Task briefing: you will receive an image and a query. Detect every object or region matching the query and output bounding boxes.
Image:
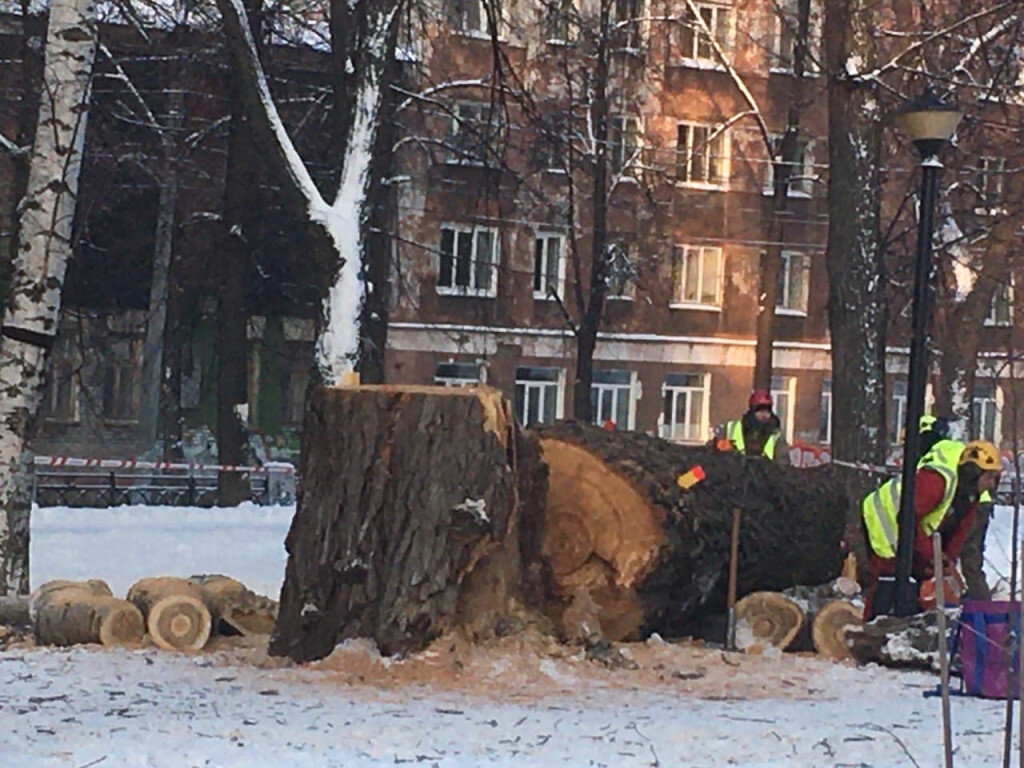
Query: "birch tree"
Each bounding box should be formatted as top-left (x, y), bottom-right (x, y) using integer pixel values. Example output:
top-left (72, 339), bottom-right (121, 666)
top-left (0, 0), bottom-right (98, 594)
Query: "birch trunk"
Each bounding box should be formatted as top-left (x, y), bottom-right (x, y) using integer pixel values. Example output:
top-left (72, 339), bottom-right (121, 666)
top-left (0, 0), bottom-right (97, 595)
top-left (823, 0), bottom-right (888, 465)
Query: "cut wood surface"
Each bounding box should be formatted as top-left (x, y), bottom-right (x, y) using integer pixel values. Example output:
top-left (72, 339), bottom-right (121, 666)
top-left (34, 595), bottom-right (144, 647)
top-left (812, 600), bottom-right (863, 660)
top-left (189, 574), bottom-right (277, 635)
top-left (128, 577), bottom-right (213, 652)
top-left (846, 612), bottom-right (939, 669)
top-left (271, 385), bottom-right (547, 662)
top-left (734, 591), bottom-right (805, 652)
top-left (534, 422), bottom-right (848, 641)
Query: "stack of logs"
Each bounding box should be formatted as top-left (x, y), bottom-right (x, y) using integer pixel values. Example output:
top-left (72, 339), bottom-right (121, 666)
top-left (5, 575), bottom-right (277, 651)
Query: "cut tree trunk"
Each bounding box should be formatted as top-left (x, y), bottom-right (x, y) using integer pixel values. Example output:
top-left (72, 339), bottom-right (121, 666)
top-left (127, 577), bottom-right (214, 652)
top-left (270, 385), bottom-right (547, 662)
top-left (31, 580), bottom-right (143, 647)
top-left (0, 595), bottom-right (29, 626)
top-left (846, 612), bottom-right (940, 669)
top-left (534, 422), bottom-right (848, 642)
top-left (189, 574), bottom-right (277, 636)
top-left (812, 599), bottom-right (863, 660)
top-left (734, 592), bottom-right (805, 652)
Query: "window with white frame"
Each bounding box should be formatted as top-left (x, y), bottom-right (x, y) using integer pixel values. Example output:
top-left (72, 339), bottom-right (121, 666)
top-left (672, 245), bottom-right (722, 307)
top-left (610, 115), bottom-right (641, 177)
top-left (764, 135), bottom-right (814, 196)
top-left (533, 233), bottom-right (565, 299)
top-left (515, 367), bottom-right (562, 425)
top-left (591, 370), bottom-right (633, 430)
top-left (971, 379), bottom-right (1001, 444)
top-left (661, 372), bottom-right (709, 442)
top-left (676, 2), bottom-right (730, 63)
top-left (976, 156), bottom-right (1006, 209)
top-left (888, 379), bottom-right (907, 445)
top-left (446, 101), bottom-right (505, 165)
top-left (434, 361), bottom-right (483, 387)
top-left (437, 225), bottom-right (499, 296)
top-left (606, 242), bottom-right (637, 300)
top-left (770, 0), bottom-right (820, 73)
top-left (986, 278), bottom-right (1013, 326)
top-left (611, 0), bottom-right (645, 49)
top-left (676, 123), bottom-right (728, 186)
top-left (819, 379), bottom-right (832, 444)
top-left (771, 374), bottom-right (796, 440)
top-left (449, 0), bottom-right (500, 35)
top-left (776, 251), bottom-right (809, 313)
top-left (543, 0), bottom-right (577, 42)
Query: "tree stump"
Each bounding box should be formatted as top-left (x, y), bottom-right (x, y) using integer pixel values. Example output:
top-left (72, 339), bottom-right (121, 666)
top-left (534, 422), bottom-right (848, 640)
top-left (32, 580), bottom-right (143, 647)
top-left (270, 385), bottom-right (547, 662)
top-left (127, 577), bottom-right (214, 652)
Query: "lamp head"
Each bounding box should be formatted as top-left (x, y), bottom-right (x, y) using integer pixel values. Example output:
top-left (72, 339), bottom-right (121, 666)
top-left (895, 88), bottom-right (962, 160)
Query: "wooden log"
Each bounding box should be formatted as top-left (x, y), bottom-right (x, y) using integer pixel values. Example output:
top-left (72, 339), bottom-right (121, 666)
top-left (34, 595), bottom-right (145, 647)
top-left (0, 596), bottom-right (30, 627)
top-left (733, 591), bottom-right (805, 652)
top-left (189, 574), bottom-right (277, 636)
top-left (270, 385), bottom-right (547, 662)
top-left (812, 600), bottom-right (863, 660)
top-left (845, 612), bottom-right (940, 669)
top-left (534, 422), bottom-right (848, 641)
top-left (127, 577), bottom-right (213, 652)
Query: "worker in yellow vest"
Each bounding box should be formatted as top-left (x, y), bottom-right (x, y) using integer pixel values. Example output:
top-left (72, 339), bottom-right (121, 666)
top-left (715, 389), bottom-right (789, 465)
top-left (862, 439), bottom-right (1001, 619)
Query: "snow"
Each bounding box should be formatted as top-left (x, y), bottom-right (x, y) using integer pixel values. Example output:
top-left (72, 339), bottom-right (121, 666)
top-left (5, 502), bottom-right (1024, 766)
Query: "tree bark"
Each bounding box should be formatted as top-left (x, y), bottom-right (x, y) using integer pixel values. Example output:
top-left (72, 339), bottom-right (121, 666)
top-left (0, 0), bottom-right (97, 595)
top-left (824, 0), bottom-right (888, 465)
top-left (34, 595), bottom-right (144, 647)
top-left (270, 385), bottom-right (548, 661)
top-left (535, 422), bottom-right (848, 641)
top-left (846, 611), bottom-right (940, 669)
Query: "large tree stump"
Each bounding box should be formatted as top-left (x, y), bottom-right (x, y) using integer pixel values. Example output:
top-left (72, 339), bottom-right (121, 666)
top-left (32, 580), bottom-right (144, 647)
top-left (270, 385), bottom-right (547, 662)
top-left (127, 577), bottom-right (214, 652)
top-left (535, 422), bottom-right (847, 641)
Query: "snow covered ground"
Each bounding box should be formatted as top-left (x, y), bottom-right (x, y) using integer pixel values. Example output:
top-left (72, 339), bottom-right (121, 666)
top-left (3, 502), bottom-right (1024, 767)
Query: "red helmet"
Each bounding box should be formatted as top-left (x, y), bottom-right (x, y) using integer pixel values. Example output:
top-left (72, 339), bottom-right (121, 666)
top-left (748, 389), bottom-right (772, 409)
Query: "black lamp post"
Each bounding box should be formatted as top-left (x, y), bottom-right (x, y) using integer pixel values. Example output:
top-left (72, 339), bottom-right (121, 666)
top-left (891, 90), bottom-right (962, 617)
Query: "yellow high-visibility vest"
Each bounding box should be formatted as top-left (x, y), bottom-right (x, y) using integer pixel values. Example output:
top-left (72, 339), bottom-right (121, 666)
top-left (861, 439), bottom-right (963, 559)
top-left (725, 419), bottom-right (780, 459)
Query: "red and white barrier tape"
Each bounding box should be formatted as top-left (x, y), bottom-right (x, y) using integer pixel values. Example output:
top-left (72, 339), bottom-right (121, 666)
top-left (32, 455), bottom-right (296, 474)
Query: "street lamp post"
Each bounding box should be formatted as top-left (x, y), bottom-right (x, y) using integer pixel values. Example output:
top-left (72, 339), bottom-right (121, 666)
top-left (891, 90), bottom-right (962, 617)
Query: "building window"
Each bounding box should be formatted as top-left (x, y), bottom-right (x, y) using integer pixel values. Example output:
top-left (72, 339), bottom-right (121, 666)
top-left (533, 110), bottom-right (568, 172)
top-left (438, 225), bottom-right (499, 297)
top-left (661, 372), bottom-right (709, 442)
top-left (777, 251), bottom-right (809, 314)
top-left (515, 367), bottom-right (562, 425)
top-left (285, 369), bottom-right (308, 425)
top-left (889, 379), bottom-right (907, 445)
top-left (769, 0), bottom-right (819, 73)
top-left (985, 279), bottom-right (1013, 327)
top-left (543, 0), bottom-right (577, 42)
top-left (591, 369), bottom-right (633, 429)
top-left (676, 123), bottom-right (727, 186)
top-left (819, 379), bottom-right (832, 445)
top-left (764, 135), bottom-right (814, 196)
top-left (771, 374), bottom-right (796, 440)
top-left (672, 245), bottom-right (722, 308)
top-left (676, 2), bottom-right (730, 63)
top-left (975, 156), bottom-right (1005, 209)
top-left (611, 0), bottom-right (645, 49)
top-left (449, 0), bottom-right (500, 35)
top-left (972, 380), bottom-right (1001, 445)
top-left (533, 233), bottom-right (565, 300)
top-left (44, 361), bottom-right (79, 423)
top-left (606, 242), bottom-right (636, 300)
top-left (610, 115), bottom-right (641, 177)
top-left (435, 361), bottom-right (482, 387)
top-left (446, 101), bottom-right (505, 166)
top-left (104, 360), bottom-right (140, 422)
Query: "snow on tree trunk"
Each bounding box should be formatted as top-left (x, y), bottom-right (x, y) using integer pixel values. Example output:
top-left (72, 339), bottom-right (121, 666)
top-left (215, 0), bottom-right (399, 385)
top-left (823, 0), bottom-right (887, 465)
top-left (0, 0), bottom-right (97, 594)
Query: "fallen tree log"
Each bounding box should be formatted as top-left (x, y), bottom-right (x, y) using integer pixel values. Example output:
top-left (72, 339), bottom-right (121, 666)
top-left (846, 612), bottom-right (939, 669)
top-left (535, 422), bottom-right (848, 641)
top-left (812, 600), bottom-right (863, 660)
top-left (270, 385), bottom-right (547, 662)
top-left (127, 577), bottom-right (214, 652)
top-left (734, 591), bottom-right (804, 652)
top-left (32, 580), bottom-right (143, 647)
top-left (189, 574), bottom-right (277, 636)
top-left (0, 596), bottom-right (29, 627)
